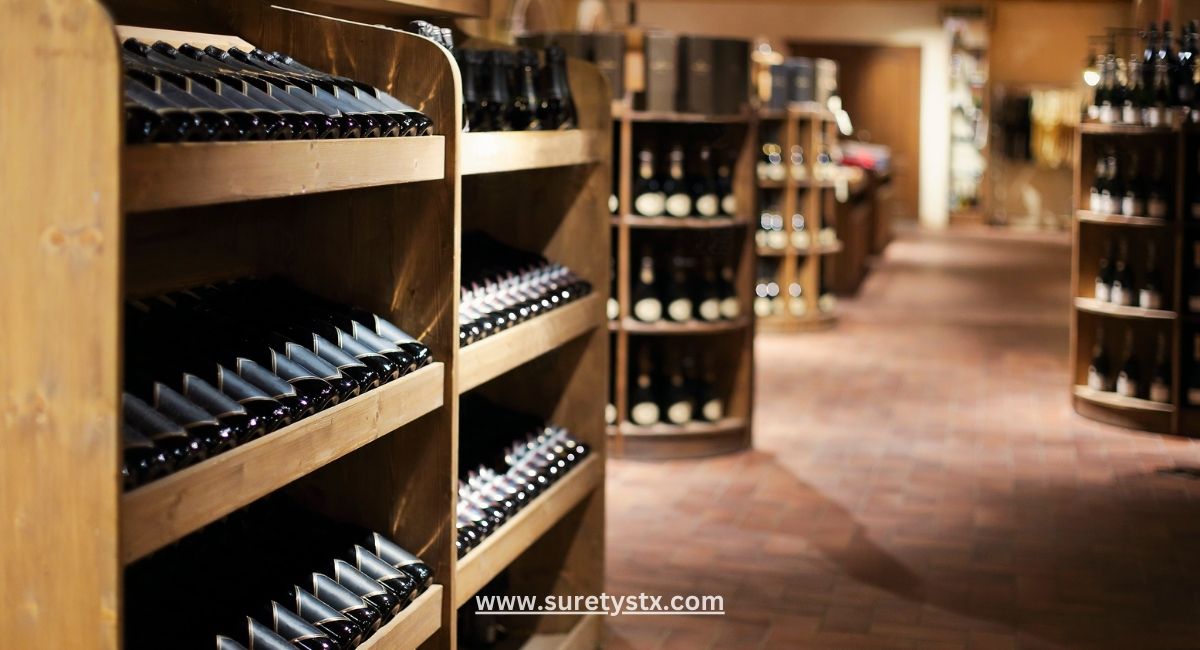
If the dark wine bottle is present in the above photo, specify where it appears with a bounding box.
[662,144,692,218]
[271,336,361,403]
[210,365,294,432]
[1115,328,1141,398]
[1140,241,1164,309]
[122,393,207,469]
[364,533,435,591]
[509,49,542,131]
[178,374,266,445]
[1150,333,1172,403]
[352,546,419,604]
[311,573,382,634]
[476,50,512,132]
[716,155,737,217]
[537,45,576,129]
[1147,151,1171,219]
[1110,238,1135,307]
[246,618,298,650]
[1095,238,1114,302]
[217,636,248,650]
[691,144,721,218]
[151,382,238,457]
[696,261,722,322]
[632,251,663,323]
[333,560,401,620]
[632,146,666,217]
[629,345,660,426]
[268,603,338,650]
[719,264,740,320]
[663,257,694,323]
[236,357,317,419]
[660,353,694,425]
[1190,333,1200,405]
[1088,326,1111,391]
[1089,156,1108,213]
[292,587,363,649]
[122,423,174,489]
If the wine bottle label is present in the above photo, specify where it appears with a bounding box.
[1189,387,1200,404]
[237,358,299,398]
[1122,196,1145,217]
[1098,105,1115,124]
[702,398,724,422]
[1139,289,1162,310]
[1150,380,1171,403]
[153,383,220,428]
[720,297,740,319]
[1087,104,1100,121]
[791,165,808,181]
[755,297,774,318]
[1144,106,1161,126]
[271,603,329,643]
[1116,373,1138,398]
[1148,198,1168,219]
[1122,105,1142,125]
[609,194,619,214]
[666,401,693,424]
[123,394,190,441]
[605,403,617,425]
[768,230,788,250]
[351,321,402,354]
[284,342,342,381]
[789,298,808,317]
[607,297,620,321]
[699,298,721,321]
[767,164,786,182]
[667,298,693,322]
[181,374,247,418]
[695,194,720,217]
[1094,281,1111,303]
[248,618,295,650]
[665,193,692,217]
[1110,285,1131,307]
[755,230,768,248]
[1089,191,1101,213]
[630,401,660,426]
[721,194,737,216]
[819,293,837,313]
[1099,193,1115,216]
[312,335,370,370]
[792,230,812,249]
[294,588,354,626]
[1087,367,1107,391]
[633,192,666,217]
[633,298,663,322]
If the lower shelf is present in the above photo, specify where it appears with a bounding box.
[500,615,602,650]
[614,316,751,335]
[756,310,838,333]
[609,417,750,460]
[455,454,604,608]
[358,584,444,650]
[1073,385,1174,434]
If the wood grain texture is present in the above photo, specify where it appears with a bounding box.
[614,316,751,335]
[357,585,444,650]
[121,363,445,563]
[1073,297,1177,320]
[0,0,121,646]
[123,137,446,212]
[461,130,606,175]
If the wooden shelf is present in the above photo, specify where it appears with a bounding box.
[1078,122,1177,135]
[758,104,836,121]
[613,316,751,335]
[454,454,603,607]
[461,130,605,175]
[1076,210,1169,227]
[309,0,487,15]
[622,109,751,124]
[500,616,601,650]
[121,363,445,564]
[615,416,748,437]
[759,241,844,257]
[757,178,786,189]
[613,215,748,229]
[122,136,445,212]
[459,294,603,393]
[1073,385,1175,414]
[358,585,444,650]
[757,246,787,257]
[1074,297,1176,320]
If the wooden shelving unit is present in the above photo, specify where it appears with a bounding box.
[756,106,843,332]
[608,98,755,459]
[2,2,610,649]
[1070,123,1192,437]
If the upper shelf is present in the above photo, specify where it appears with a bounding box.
[1078,122,1177,136]
[459,294,603,393]
[1075,210,1169,227]
[301,0,487,15]
[121,362,445,564]
[612,215,749,230]
[123,137,445,212]
[460,130,606,175]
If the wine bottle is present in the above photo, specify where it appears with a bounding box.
[1148,152,1171,219]
[292,588,363,649]
[122,423,174,489]
[124,67,241,140]
[788,281,807,317]
[460,49,484,132]
[259,349,341,412]
[691,144,721,218]
[509,49,542,131]
[537,45,576,129]
[755,262,780,318]
[1088,326,1111,391]
[1191,242,1200,312]
[1115,328,1141,398]
[306,336,382,391]
[216,636,248,650]
[1140,241,1164,309]
[696,261,722,322]
[122,393,207,469]
[360,535,435,592]
[1150,333,1172,403]
[272,336,361,403]
[716,155,737,216]
[1095,239,1114,302]
[1089,157,1108,213]
[758,140,785,181]
[791,212,811,249]
[1178,23,1197,111]
[177,374,266,445]
[632,146,666,217]
[607,258,620,321]
[1094,52,1113,124]
[246,618,298,650]
[1110,238,1135,307]
[477,50,512,132]
[629,345,660,426]
[268,603,338,650]
[632,251,663,323]
[352,547,418,605]
[664,257,694,322]
[1191,147,1200,219]
[1122,153,1146,216]
[1190,333,1200,405]
[663,144,692,218]
[1123,57,1147,125]
[789,144,807,181]
[660,353,694,425]
[1100,153,1121,214]
[696,354,724,422]
[311,574,382,633]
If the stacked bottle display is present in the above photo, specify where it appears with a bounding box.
[755,258,835,318]
[1092,237,1166,309]
[457,398,590,557]
[629,141,738,219]
[124,499,433,649]
[627,243,740,325]
[756,125,834,183]
[1088,20,1199,127]
[460,233,593,347]
[617,340,728,428]
[757,200,837,251]
[1087,326,1172,403]
[121,279,432,490]
[121,38,432,144]
[1087,149,1171,218]
[458,45,577,132]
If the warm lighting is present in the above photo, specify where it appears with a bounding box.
[1083,68,1101,87]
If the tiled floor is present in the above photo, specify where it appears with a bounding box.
[604,228,1200,649]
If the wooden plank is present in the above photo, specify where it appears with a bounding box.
[616,215,749,230]
[617,316,751,335]
[357,585,444,650]
[512,615,602,650]
[454,455,603,608]
[461,130,606,175]
[617,416,749,437]
[1073,385,1176,413]
[1074,297,1177,320]
[1,0,121,646]
[1075,210,1168,227]
[306,0,487,16]
[1078,122,1177,135]
[123,136,446,212]
[626,109,751,124]
[458,294,603,393]
[615,428,750,460]
[122,363,445,563]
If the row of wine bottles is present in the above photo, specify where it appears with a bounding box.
[460,233,592,347]
[1088,150,1171,218]
[755,259,835,317]
[757,136,834,182]
[458,46,577,132]
[457,398,590,557]
[1089,21,1200,126]
[125,498,432,649]
[1087,327,1171,402]
[757,207,837,250]
[629,143,738,218]
[627,248,740,323]
[614,342,726,427]
[1094,238,1165,308]
[122,38,432,144]
[121,279,431,489]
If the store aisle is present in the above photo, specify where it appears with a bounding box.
[605,228,1200,649]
